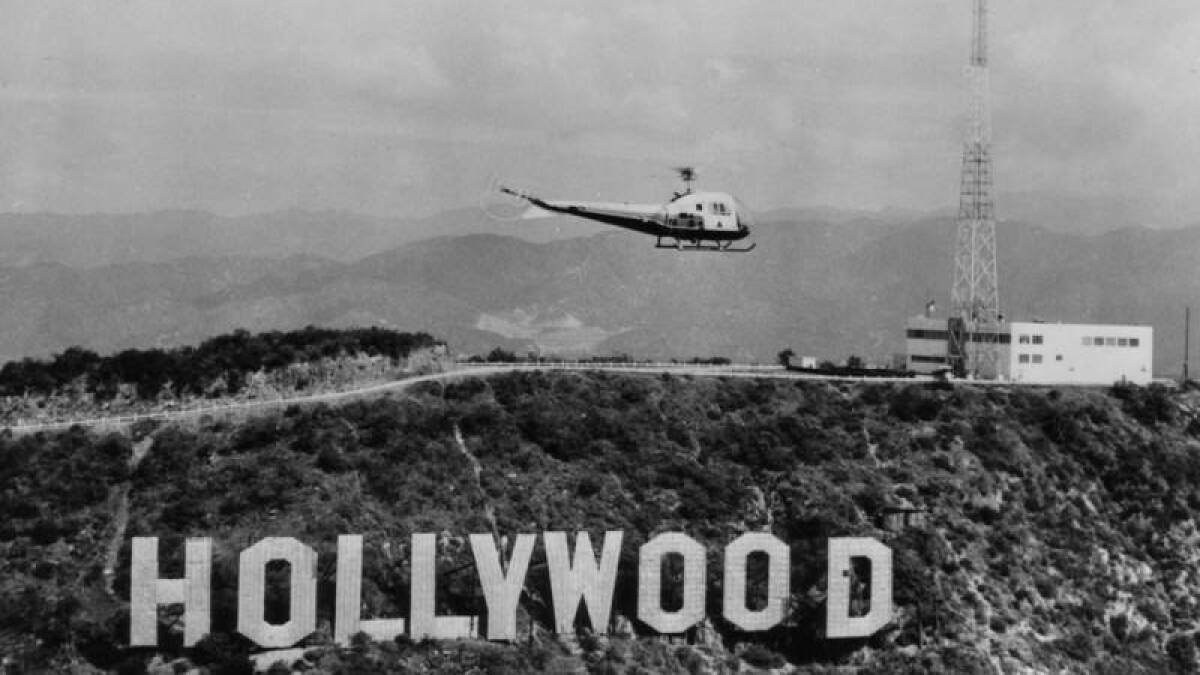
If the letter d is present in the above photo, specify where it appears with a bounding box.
[825,537,892,639]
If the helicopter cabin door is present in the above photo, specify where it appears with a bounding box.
[703,199,736,232]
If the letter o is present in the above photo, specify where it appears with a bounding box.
[237,537,318,648]
[637,533,706,634]
[723,532,790,631]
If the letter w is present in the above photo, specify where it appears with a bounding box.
[543,531,623,634]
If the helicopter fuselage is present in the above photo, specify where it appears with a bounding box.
[518,190,751,241]
[498,183,755,252]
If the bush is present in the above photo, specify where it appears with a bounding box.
[316,444,349,472]
[1166,632,1198,674]
[0,327,438,400]
[889,385,942,422]
[741,643,787,668]
[486,347,518,363]
[1111,382,1177,426]
[191,633,255,675]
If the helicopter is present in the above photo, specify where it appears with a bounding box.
[498,168,755,252]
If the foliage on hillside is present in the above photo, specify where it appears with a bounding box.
[3,371,1200,673]
[0,326,439,400]
[0,428,132,667]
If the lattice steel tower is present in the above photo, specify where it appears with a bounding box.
[949,0,1001,379]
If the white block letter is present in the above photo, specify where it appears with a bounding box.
[637,533,705,634]
[409,532,478,639]
[471,533,535,640]
[130,537,211,647]
[334,535,406,645]
[723,533,790,631]
[237,537,318,648]
[826,537,892,638]
[544,531,623,634]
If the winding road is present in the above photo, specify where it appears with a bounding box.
[3,362,928,434]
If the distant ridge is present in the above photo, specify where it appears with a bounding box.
[0,204,1194,375]
[0,207,609,268]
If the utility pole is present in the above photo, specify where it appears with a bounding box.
[949,0,1001,379]
[1186,306,1191,383]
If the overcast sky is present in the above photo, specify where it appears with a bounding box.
[2,1,1199,223]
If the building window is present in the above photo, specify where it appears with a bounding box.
[970,332,1012,344]
[911,355,948,364]
[1130,338,1140,347]
[1105,337,1117,346]
[1118,338,1128,347]
[1032,335,1043,345]
[1019,335,1030,344]
[1018,354,1030,364]
[1032,354,1043,364]
[906,329,949,340]
[1082,337,1092,346]
[695,204,703,212]
[1056,354,1063,361]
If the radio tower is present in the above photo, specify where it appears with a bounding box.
[948,0,1001,379]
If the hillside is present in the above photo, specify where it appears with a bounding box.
[0,327,443,428]
[4,367,1200,672]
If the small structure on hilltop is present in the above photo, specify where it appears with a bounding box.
[881,505,928,532]
[906,315,1153,384]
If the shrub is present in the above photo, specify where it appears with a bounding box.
[1166,632,1198,674]
[190,633,255,675]
[889,385,942,422]
[741,643,787,668]
[1111,382,1177,426]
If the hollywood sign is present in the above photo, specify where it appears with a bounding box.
[130,531,892,648]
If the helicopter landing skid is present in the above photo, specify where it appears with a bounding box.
[655,237,756,253]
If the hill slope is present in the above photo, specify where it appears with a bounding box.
[3,371,1200,672]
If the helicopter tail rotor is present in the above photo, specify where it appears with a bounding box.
[480,175,539,221]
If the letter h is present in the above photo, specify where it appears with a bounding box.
[130,537,212,647]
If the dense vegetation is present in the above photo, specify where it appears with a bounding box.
[472,348,732,365]
[0,327,439,400]
[2,368,1200,672]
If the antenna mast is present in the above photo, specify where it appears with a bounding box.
[1186,306,1192,383]
[948,0,1000,379]
[675,167,696,195]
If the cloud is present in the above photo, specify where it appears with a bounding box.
[0,1,1198,222]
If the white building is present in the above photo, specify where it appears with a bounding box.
[905,317,1153,384]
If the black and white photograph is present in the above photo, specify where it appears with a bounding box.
[2,1,1199,672]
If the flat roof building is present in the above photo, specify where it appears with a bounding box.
[905,317,1152,384]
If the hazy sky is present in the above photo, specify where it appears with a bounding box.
[2,1,1199,222]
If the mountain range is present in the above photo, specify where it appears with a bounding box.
[0,205,1194,376]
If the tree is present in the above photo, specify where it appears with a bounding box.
[846,355,865,369]
[777,348,795,367]
[486,347,517,363]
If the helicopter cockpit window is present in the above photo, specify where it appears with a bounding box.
[712,202,729,215]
